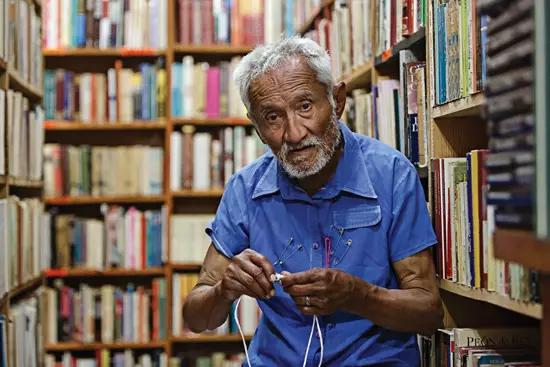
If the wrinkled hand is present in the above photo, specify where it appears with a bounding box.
[219,249,276,302]
[280,268,357,315]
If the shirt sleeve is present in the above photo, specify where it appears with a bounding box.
[205,174,250,259]
[388,162,437,263]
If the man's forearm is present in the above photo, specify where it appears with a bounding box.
[182,281,233,333]
[342,277,444,336]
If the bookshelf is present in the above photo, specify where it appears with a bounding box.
[44,121,168,131]
[44,341,167,352]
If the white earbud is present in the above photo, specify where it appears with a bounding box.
[235,272,324,367]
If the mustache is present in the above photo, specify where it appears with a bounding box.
[280,136,321,153]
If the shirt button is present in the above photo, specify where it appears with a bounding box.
[316,331,320,338]
[313,243,319,250]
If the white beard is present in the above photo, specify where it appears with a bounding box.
[277,112,342,179]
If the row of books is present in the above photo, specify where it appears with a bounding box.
[341,56,428,168]
[0,197,50,298]
[44,60,167,122]
[176,0,290,46]
[432,154,539,302]
[2,297,42,367]
[43,144,164,197]
[46,352,246,367]
[375,0,427,56]
[8,0,42,88]
[482,0,535,232]
[170,126,265,191]
[47,206,167,270]
[3,90,45,180]
[434,327,540,367]
[171,57,246,119]
[173,273,261,338]
[171,353,246,367]
[170,214,213,265]
[42,0,168,50]
[44,279,168,344]
[432,0,487,105]
[46,351,168,367]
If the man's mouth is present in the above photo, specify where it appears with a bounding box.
[290,145,316,153]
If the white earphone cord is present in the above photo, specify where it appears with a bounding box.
[234,297,324,367]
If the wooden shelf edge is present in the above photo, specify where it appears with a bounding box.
[432,92,486,119]
[170,334,252,343]
[494,229,550,273]
[8,67,43,100]
[45,341,166,351]
[171,117,250,126]
[171,189,224,198]
[43,48,166,57]
[340,60,374,91]
[45,121,167,131]
[44,195,167,205]
[2,275,43,305]
[297,0,336,35]
[173,44,254,54]
[44,268,166,278]
[7,176,43,188]
[374,27,426,67]
[438,278,543,320]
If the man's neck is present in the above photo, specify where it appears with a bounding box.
[296,143,344,197]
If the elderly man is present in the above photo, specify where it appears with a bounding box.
[182,36,443,366]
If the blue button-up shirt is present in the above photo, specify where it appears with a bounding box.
[206,121,437,366]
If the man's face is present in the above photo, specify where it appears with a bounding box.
[248,58,342,179]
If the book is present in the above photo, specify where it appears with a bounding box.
[8,296,41,367]
[6,90,45,181]
[44,59,167,123]
[170,56,246,119]
[170,126,265,191]
[42,0,168,50]
[44,278,167,344]
[45,351,169,367]
[43,144,164,197]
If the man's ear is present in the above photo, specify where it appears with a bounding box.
[247,112,266,144]
[333,82,347,120]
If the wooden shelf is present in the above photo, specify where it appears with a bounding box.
[438,278,542,320]
[432,92,486,119]
[2,275,43,305]
[7,176,43,188]
[45,341,166,352]
[374,28,426,69]
[173,44,254,55]
[172,117,251,126]
[44,195,166,205]
[494,229,550,273]
[44,268,166,278]
[297,0,336,35]
[8,67,43,100]
[171,189,224,198]
[169,263,202,272]
[170,334,252,343]
[43,48,166,57]
[45,121,167,131]
[340,61,374,91]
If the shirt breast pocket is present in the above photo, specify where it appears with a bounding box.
[332,203,388,273]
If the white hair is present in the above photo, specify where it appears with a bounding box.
[233,36,335,113]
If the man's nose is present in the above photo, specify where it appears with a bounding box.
[283,115,308,144]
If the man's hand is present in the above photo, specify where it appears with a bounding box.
[219,249,276,302]
[280,268,357,315]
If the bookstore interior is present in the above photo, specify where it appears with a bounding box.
[0,0,548,366]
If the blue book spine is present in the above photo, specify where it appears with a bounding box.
[171,63,181,117]
[440,4,448,104]
[466,153,475,287]
[480,15,488,90]
[63,72,70,120]
[76,14,86,47]
[147,213,153,267]
[140,64,151,120]
[433,1,440,104]
[127,284,135,341]
[285,0,295,36]
[150,65,158,120]
[372,85,379,139]
[71,0,78,47]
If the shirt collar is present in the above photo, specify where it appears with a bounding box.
[252,120,377,200]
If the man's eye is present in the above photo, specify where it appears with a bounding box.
[268,114,278,121]
[301,102,312,111]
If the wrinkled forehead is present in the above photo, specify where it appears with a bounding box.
[248,57,324,110]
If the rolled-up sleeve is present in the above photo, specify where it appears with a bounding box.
[389,163,437,263]
[206,174,249,259]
